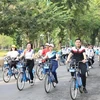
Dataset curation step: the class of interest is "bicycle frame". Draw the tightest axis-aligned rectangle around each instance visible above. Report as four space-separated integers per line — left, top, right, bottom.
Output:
69 61 83 88
44 60 55 83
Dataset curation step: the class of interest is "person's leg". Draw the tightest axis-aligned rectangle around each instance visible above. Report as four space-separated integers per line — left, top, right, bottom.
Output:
27 60 34 81
79 63 88 93
51 60 58 83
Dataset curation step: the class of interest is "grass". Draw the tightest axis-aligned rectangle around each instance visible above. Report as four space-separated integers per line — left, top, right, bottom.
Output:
0 50 8 57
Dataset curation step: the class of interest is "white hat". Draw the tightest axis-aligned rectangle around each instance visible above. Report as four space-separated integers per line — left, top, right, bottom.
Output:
45 43 50 46
49 44 54 47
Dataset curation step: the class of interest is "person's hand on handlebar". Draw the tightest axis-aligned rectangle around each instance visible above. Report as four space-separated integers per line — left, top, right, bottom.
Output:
82 59 87 63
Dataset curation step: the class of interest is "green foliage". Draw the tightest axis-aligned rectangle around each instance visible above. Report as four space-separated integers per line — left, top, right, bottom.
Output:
0 0 100 48
0 34 13 49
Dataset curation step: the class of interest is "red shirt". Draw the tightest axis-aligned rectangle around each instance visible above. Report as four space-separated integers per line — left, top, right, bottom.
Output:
42 48 49 56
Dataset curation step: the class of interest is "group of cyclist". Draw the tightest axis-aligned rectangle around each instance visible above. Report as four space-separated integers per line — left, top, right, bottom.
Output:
6 42 35 85
5 38 99 93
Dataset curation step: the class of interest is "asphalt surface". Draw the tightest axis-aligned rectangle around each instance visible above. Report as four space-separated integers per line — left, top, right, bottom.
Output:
0 57 100 100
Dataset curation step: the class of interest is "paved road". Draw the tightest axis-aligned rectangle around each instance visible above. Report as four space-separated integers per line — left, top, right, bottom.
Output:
0 57 100 100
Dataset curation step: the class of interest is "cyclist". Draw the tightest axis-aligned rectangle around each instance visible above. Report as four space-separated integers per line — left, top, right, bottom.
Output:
66 46 72 58
95 48 100 61
20 42 34 85
86 44 94 68
38 45 44 57
43 44 59 83
66 38 88 93
42 43 50 57
7 45 19 68
61 46 67 59
18 47 24 56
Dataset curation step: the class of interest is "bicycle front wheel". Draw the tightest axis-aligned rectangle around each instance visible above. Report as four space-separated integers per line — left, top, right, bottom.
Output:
44 74 51 93
3 68 11 83
70 78 78 100
17 72 25 91
37 66 45 80
13 68 18 80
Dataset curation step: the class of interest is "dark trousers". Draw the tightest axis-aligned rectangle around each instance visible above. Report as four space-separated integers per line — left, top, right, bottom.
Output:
79 63 87 88
26 59 34 80
9 61 17 68
50 60 58 82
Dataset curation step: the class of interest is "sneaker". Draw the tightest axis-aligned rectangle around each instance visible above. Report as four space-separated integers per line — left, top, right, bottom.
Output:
30 80 34 86
89 66 91 69
79 86 83 93
83 88 88 93
55 80 58 84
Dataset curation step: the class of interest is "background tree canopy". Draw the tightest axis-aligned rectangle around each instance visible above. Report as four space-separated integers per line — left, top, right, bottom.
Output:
0 0 100 49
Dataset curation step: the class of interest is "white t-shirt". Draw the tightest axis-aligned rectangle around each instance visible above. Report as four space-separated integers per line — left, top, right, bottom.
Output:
61 48 67 55
24 49 34 59
7 51 19 58
86 49 94 58
38 49 43 56
66 47 71 54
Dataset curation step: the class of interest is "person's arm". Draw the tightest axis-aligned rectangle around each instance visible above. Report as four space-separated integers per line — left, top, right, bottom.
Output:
19 49 26 58
56 53 59 60
82 51 87 63
32 50 35 59
92 50 95 57
7 51 11 57
66 52 73 63
42 49 45 56
43 53 48 59
83 52 87 60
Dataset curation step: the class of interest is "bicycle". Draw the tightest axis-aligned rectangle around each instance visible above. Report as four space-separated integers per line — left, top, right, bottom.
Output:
58 54 66 66
68 60 83 100
16 59 36 91
2 56 14 71
36 58 45 80
88 57 94 68
44 59 57 93
3 57 19 83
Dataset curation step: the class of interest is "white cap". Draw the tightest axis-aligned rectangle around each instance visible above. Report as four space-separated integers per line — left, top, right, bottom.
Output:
45 43 49 46
49 44 54 47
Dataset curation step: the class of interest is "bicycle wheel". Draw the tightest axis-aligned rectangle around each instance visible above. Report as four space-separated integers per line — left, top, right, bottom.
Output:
2 65 5 71
32 70 36 85
51 74 56 88
37 67 44 80
13 68 18 79
70 78 78 100
36 65 40 76
17 72 25 91
44 74 51 93
3 68 11 83
90 60 93 68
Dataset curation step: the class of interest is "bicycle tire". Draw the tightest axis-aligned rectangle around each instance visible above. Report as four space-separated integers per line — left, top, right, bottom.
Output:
2 65 4 71
3 68 11 83
37 66 45 80
36 65 40 76
51 74 56 88
17 72 25 91
90 60 93 68
13 68 18 80
44 74 51 93
70 78 78 100
86 71 89 78
32 70 36 85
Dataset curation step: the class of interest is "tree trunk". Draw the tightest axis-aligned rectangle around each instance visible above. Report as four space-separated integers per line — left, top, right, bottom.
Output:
90 29 99 45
